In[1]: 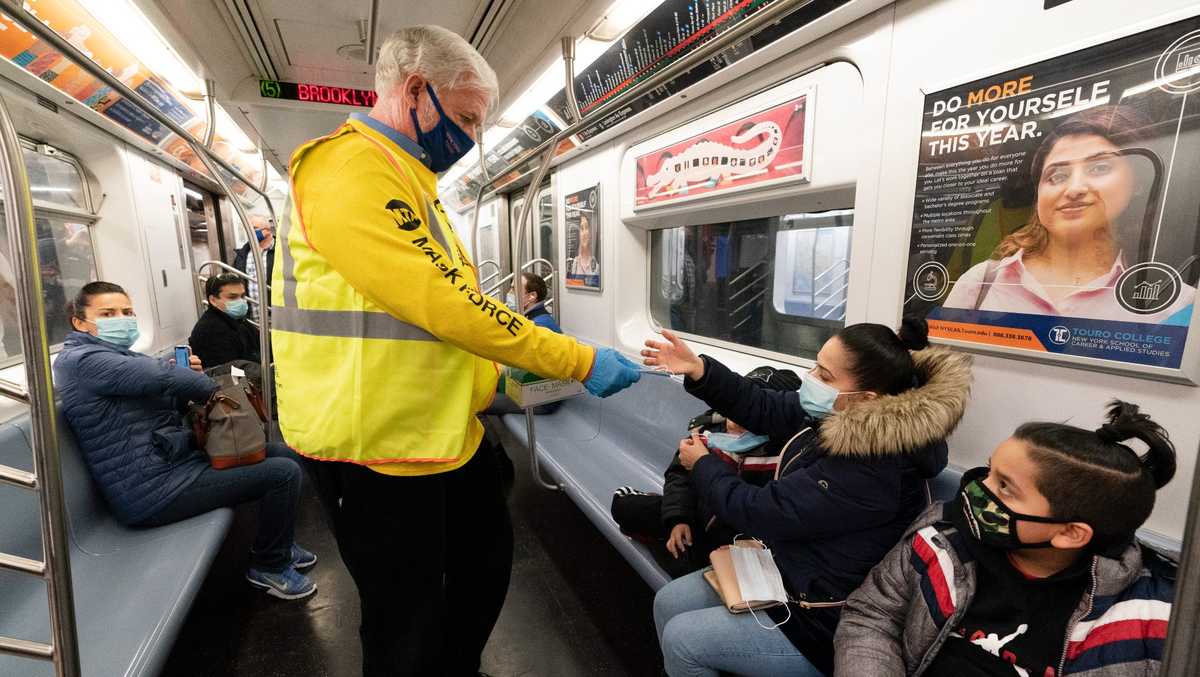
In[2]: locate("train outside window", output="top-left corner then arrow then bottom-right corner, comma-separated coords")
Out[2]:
650,209 -> 853,360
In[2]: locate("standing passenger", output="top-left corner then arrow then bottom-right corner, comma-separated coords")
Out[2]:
272,25 -> 640,677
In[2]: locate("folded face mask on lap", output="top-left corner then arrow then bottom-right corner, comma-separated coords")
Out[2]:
704,430 -> 769,454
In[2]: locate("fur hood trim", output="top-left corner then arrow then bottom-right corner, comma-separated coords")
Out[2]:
819,347 -> 972,457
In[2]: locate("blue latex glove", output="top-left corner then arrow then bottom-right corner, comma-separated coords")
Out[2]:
584,348 -> 642,397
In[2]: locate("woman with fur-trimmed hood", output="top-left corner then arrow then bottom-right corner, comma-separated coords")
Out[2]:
642,317 -> 972,677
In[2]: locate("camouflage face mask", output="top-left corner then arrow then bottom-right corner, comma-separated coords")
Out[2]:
958,467 -> 1068,550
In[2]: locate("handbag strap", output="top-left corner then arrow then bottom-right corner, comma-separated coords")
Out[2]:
973,259 -> 1001,311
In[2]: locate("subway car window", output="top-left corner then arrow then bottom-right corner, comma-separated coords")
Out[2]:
21,145 -> 90,211
0,212 -> 99,361
650,210 -> 852,360
0,143 -> 98,362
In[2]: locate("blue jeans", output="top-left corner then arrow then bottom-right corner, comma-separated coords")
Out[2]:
139,442 -> 302,572
654,569 -> 825,677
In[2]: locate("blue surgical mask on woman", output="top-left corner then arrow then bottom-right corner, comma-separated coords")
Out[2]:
223,298 -> 249,320
705,430 -> 770,454
798,374 -> 865,419
93,317 -> 139,349
410,84 -> 475,172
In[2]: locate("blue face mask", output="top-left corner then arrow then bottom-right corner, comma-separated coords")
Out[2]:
410,84 -> 476,173
705,430 -> 770,454
222,298 -> 249,320
798,376 -> 848,419
93,316 -> 139,349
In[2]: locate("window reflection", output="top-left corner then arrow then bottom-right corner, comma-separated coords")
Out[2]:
650,210 -> 853,359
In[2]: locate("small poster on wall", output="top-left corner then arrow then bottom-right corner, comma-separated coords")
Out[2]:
565,185 -> 601,292
633,91 -> 812,209
903,14 -> 1200,380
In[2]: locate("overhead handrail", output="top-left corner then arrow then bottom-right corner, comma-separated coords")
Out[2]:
0,6 -> 279,435
462,0 -> 817,197
0,87 -> 81,674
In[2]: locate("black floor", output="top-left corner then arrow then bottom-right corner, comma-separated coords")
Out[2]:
161,421 -> 662,676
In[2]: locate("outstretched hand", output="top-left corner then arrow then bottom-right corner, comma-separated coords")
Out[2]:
641,329 -> 704,381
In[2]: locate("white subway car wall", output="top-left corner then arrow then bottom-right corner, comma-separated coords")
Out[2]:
442,0 -> 1200,543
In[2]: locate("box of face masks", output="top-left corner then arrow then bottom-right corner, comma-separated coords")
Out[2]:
503,366 -> 585,408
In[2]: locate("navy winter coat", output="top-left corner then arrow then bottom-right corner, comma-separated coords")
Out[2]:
684,348 -> 972,669
54,332 -> 217,525
687,349 -> 971,599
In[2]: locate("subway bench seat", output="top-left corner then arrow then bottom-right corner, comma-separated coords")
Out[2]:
501,378 -> 1183,591
501,373 -> 706,591
0,409 -> 233,677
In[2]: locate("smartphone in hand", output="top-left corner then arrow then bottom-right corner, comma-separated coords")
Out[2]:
174,345 -> 191,369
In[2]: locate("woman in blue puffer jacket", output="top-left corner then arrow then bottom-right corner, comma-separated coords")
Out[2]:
53,281 -> 316,600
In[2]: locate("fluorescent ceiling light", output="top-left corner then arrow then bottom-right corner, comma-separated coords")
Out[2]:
76,0 -> 204,96
587,0 -> 657,41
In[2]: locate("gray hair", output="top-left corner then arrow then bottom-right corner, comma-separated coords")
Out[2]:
375,26 -> 499,109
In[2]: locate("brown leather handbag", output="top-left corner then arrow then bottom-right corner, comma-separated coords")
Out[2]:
191,369 -> 267,469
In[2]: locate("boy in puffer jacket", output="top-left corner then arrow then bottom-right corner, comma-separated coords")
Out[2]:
611,366 -> 800,577
834,401 -> 1177,677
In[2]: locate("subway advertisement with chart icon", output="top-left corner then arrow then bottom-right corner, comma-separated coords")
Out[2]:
903,14 -> 1200,380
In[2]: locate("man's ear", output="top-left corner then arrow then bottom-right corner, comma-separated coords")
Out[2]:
402,73 -> 426,108
1052,522 -> 1094,550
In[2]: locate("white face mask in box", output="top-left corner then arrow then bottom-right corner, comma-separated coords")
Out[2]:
729,542 -> 792,630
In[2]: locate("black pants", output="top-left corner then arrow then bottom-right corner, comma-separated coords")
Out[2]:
305,439 -> 513,677
610,492 -> 734,579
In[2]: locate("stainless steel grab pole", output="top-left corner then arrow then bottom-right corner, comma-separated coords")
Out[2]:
202,79 -> 217,147
469,128 -> 492,267
0,90 -> 81,676
560,37 -> 581,125
466,0 -> 814,194
191,139 -> 276,436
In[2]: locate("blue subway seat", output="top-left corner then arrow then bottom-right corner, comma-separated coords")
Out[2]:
501,373 -> 705,591
0,408 -> 233,677
500,377 -> 1184,594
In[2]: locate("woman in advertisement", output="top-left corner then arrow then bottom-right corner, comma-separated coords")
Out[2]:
568,213 -> 600,280
943,105 -> 1194,324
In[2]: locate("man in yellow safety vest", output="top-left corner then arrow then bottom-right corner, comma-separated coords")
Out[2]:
272,24 -> 641,677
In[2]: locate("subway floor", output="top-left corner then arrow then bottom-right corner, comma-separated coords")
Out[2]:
162,420 -> 662,677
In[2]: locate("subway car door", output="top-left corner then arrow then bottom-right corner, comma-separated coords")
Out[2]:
128,152 -> 196,340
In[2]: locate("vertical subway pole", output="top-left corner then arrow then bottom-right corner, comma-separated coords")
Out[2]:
0,90 -> 81,675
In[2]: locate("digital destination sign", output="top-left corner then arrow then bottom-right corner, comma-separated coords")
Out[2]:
259,80 -> 377,108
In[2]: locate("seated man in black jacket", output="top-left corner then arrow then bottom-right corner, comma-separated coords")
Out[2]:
610,366 -> 800,578
190,273 -> 260,369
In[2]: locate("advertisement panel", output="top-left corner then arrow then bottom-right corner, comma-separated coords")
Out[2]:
903,14 -> 1200,378
0,0 -> 263,188
564,185 -> 601,291
633,93 -> 810,209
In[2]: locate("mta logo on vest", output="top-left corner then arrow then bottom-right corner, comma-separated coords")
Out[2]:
387,199 -> 422,231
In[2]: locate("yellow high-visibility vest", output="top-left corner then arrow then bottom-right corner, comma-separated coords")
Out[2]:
272,116 -> 595,476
